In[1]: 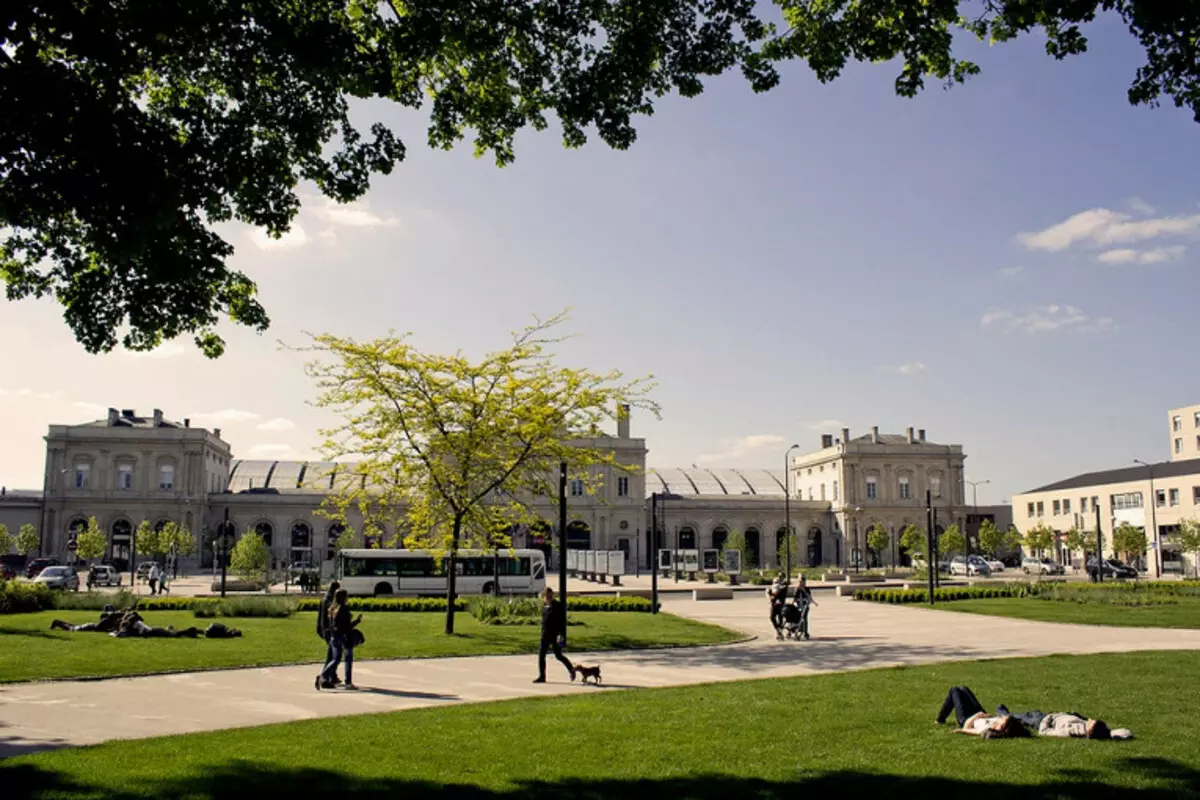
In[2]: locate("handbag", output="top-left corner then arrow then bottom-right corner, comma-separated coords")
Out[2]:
348,628 -> 365,648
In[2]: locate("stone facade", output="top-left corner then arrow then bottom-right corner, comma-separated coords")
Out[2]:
10,409 -> 972,574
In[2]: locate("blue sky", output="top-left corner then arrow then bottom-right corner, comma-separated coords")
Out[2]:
1,14 -> 1198,504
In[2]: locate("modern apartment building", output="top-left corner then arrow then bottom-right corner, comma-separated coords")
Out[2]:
1012,404 -> 1200,577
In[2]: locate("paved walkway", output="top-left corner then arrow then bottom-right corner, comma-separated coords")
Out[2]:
2,595 -> 1199,758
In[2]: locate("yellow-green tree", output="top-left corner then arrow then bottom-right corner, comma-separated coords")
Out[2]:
16,524 -> 40,557
938,524 -> 965,561
230,532 -> 270,585
135,520 -> 161,560
1111,522 -> 1147,564
0,523 -> 11,555
303,311 -> 659,634
159,522 -> 197,565
1171,519 -> 1200,578
899,524 -> 926,562
1023,523 -> 1055,557
75,517 -> 108,563
866,524 -> 890,566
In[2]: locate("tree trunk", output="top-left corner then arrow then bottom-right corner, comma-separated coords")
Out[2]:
444,517 -> 461,635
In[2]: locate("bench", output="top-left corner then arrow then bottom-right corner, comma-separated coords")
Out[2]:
692,587 -> 734,601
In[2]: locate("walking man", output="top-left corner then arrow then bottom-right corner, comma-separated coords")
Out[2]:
533,587 -> 575,683
147,562 -> 161,595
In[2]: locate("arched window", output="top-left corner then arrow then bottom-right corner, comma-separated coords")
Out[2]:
326,523 -> 345,562
290,522 -> 312,565
711,526 -> 729,552
806,526 -> 823,567
566,521 -> 591,550
678,526 -> 696,550
255,522 -> 273,548
744,527 -> 761,568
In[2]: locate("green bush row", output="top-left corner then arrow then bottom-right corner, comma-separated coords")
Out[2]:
852,584 -> 1030,604
294,597 -> 468,613
0,580 -> 55,613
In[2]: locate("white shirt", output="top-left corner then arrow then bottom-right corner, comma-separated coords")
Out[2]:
149,565 -> 160,580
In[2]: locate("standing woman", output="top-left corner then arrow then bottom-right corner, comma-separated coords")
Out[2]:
534,587 -> 575,683
316,580 -> 341,689
792,574 -> 818,640
316,588 -> 362,691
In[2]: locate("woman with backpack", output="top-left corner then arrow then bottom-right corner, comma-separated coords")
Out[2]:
316,588 -> 362,691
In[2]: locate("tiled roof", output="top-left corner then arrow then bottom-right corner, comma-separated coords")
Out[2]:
1023,459 -> 1200,494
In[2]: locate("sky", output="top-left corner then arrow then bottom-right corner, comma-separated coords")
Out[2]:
2,14 -> 1198,505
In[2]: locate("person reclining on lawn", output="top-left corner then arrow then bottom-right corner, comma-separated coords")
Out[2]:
49,604 -> 123,633
937,686 -> 1131,739
109,611 -> 202,639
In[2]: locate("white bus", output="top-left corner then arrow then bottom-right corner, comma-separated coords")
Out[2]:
336,548 -> 547,597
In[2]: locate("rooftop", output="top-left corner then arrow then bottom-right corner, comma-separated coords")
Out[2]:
645,468 -> 785,498
1023,459 -> 1200,494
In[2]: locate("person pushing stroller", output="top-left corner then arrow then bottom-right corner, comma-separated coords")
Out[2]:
782,574 -> 817,640
767,573 -> 789,640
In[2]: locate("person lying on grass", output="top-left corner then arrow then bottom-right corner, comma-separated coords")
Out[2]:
937,686 -> 1132,740
49,604 -> 123,633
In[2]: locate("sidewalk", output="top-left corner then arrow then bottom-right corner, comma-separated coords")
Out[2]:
4,594 -> 1200,758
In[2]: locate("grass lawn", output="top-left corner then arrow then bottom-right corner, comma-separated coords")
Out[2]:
930,597 -> 1200,628
0,611 -> 739,684
6,651 -> 1200,799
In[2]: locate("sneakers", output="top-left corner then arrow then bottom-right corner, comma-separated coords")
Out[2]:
314,676 -> 323,692
569,667 -> 577,682
343,683 -> 359,691
532,677 -> 546,683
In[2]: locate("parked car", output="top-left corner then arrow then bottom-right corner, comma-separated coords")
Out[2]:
986,559 -> 1005,574
25,557 -> 60,579
950,555 -> 992,577
87,564 -> 122,587
1021,557 -> 1064,575
1087,558 -> 1138,580
34,565 -> 80,591
135,561 -> 156,580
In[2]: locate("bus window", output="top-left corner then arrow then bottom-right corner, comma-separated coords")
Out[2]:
459,557 -> 495,577
344,558 -> 397,577
498,557 -> 531,577
398,558 -> 435,578
532,561 -> 545,580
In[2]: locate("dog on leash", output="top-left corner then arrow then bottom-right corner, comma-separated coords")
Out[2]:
575,664 -> 602,685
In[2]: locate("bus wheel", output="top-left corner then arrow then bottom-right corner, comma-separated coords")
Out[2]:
481,582 -> 494,595
374,583 -> 394,597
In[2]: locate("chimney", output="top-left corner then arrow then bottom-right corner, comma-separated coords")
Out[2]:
821,434 -> 833,449
153,409 -> 163,427
871,426 -> 879,443
107,408 -> 119,426
841,427 -> 850,444
918,428 -> 926,442
907,427 -> 915,443
214,428 -> 222,439
184,418 -> 190,428
121,409 -> 135,418
617,404 -> 631,439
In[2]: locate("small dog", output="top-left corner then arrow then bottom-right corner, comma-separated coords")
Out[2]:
575,664 -> 602,685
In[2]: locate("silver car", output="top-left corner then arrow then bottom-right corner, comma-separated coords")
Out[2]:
35,565 -> 80,591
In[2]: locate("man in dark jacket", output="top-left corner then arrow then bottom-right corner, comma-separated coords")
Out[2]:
317,580 -> 342,688
534,587 -> 575,683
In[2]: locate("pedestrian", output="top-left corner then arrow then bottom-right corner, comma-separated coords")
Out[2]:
316,580 -> 342,688
147,562 -> 160,595
316,588 -> 361,691
767,572 -> 788,640
533,587 -> 575,683
792,574 -> 818,640
159,569 -> 171,595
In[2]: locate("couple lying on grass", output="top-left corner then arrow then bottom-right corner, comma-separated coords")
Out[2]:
938,686 -> 1132,740
49,604 -> 242,639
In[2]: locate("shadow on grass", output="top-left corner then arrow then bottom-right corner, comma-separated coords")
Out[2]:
0,627 -> 61,640
4,760 -> 1199,799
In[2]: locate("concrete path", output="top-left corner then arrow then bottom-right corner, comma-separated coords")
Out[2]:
2,595 -> 1199,758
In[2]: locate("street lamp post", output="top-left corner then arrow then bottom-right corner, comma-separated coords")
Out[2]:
965,479 -> 990,557
784,444 -> 800,579
1133,459 -> 1161,577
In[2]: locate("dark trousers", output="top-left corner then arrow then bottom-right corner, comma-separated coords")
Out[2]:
538,636 -> 573,679
937,686 -> 986,727
770,602 -> 784,633
996,705 -> 1047,730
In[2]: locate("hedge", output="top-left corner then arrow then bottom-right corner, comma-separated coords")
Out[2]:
0,580 -> 56,613
852,584 -> 1030,604
295,597 -> 468,613
565,596 -> 654,612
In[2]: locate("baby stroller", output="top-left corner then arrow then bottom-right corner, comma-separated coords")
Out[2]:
781,597 -> 811,641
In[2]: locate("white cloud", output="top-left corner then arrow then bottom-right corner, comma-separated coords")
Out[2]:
694,434 -> 787,465
248,224 -> 310,250
0,388 -> 63,401
318,200 -> 399,229
980,304 -> 1116,334
997,266 -> 1025,279
124,341 -> 188,359
71,401 -> 109,417
246,443 -> 293,458
888,362 -> 927,376
257,417 -> 295,432
1127,197 -> 1156,216
1096,246 -> 1185,264
807,419 -> 845,432
1018,207 -> 1200,252
189,409 -> 261,425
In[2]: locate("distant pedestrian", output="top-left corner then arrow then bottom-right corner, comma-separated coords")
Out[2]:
148,563 -> 161,595
533,587 -> 575,683
159,570 -> 171,595
317,580 -> 342,688
792,574 -> 817,640
316,588 -> 361,691
767,572 -> 789,640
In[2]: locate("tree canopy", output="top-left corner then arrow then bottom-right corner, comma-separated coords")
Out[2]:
4,2 -> 1199,356
304,311 -> 658,633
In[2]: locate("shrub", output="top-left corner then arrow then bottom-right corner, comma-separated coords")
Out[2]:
0,579 -> 55,614
294,597 -> 468,613
566,596 -> 655,612
192,596 -> 297,618
852,583 -> 1033,604
53,589 -> 139,611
